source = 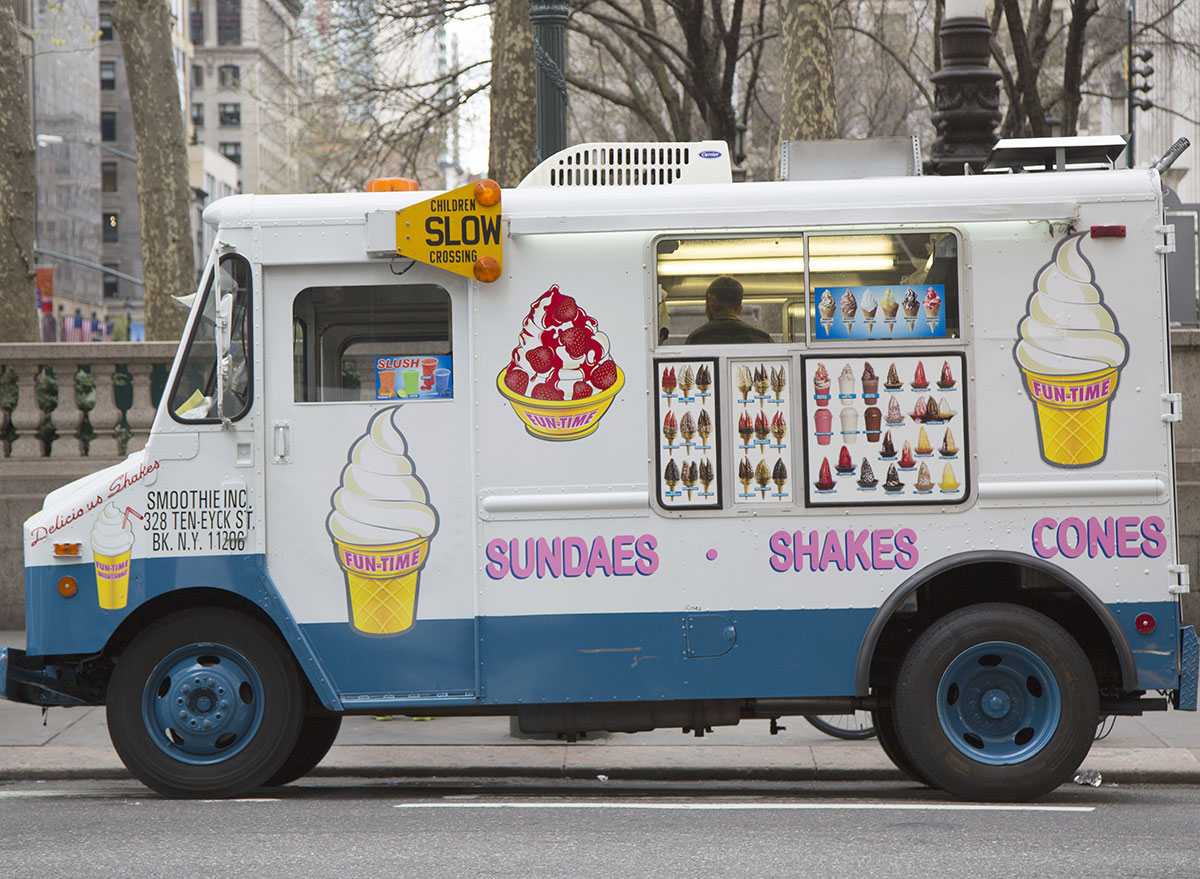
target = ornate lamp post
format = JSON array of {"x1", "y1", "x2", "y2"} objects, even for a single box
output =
[
  {"x1": 928, "y1": 0, "x2": 1001, "y2": 175},
  {"x1": 529, "y1": 0, "x2": 568, "y2": 162}
]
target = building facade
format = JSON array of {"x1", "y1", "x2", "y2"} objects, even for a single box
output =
[{"x1": 188, "y1": 0, "x2": 308, "y2": 193}]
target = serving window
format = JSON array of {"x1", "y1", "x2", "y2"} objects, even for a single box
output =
[
  {"x1": 292, "y1": 283, "x2": 451, "y2": 402},
  {"x1": 656, "y1": 236, "x2": 804, "y2": 345},
  {"x1": 655, "y1": 230, "x2": 961, "y2": 346},
  {"x1": 808, "y1": 232, "x2": 960, "y2": 342}
]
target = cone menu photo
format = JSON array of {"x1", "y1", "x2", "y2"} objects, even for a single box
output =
[{"x1": 1013, "y1": 232, "x2": 1129, "y2": 468}]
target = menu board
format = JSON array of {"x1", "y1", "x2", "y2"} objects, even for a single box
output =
[
  {"x1": 813, "y1": 285, "x2": 946, "y2": 340},
  {"x1": 654, "y1": 358, "x2": 721, "y2": 509},
  {"x1": 801, "y1": 354, "x2": 967, "y2": 506},
  {"x1": 729, "y1": 358, "x2": 793, "y2": 505}
]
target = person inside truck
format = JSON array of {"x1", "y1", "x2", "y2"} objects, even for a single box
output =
[{"x1": 684, "y1": 275, "x2": 773, "y2": 345}]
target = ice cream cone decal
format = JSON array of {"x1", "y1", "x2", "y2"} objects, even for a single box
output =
[
  {"x1": 1013, "y1": 233, "x2": 1128, "y2": 468},
  {"x1": 92, "y1": 503, "x2": 138, "y2": 610},
  {"x1": 328, "y1": 407, "x2": 439, "y2": 635}
]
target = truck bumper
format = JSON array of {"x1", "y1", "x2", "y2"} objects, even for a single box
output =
[{"x1": 0, "y1": 647, "x2": 102, "y2": 707}]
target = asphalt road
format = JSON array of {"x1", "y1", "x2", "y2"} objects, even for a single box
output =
[{"x1": 1, "y1": 777, "x2": 1195, "y2": 878}]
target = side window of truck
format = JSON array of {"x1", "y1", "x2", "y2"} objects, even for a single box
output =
[
  {"x1": 168, "y1": 254, "x2": 253, "y2": 423},
  {"x1": 807, "y1": 231, "x2": 960, "y2": 342},
  {"x1": 291, "y1": 283, "x2": 452, "y2": 403},
  {"x1": 655, "y1": 231, "x2": 961, "y2": 345},
  {"x1": 656, "y1": 236, "x2": 803, "y2": 345}
]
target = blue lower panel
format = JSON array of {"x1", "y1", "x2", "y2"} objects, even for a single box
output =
[
  {"x1": 26, "y1": 554, "x2": 271, "y2": 657},
  {"x1": 1109, "y1": 601, "x2": 1179, "y2": 690},
  {"x1": 23, "y1": 551, "x2": 1181, "y2": 705},
  {"x1": 302, "y1": 621, "x2": 477, "y2": 698},
  {"x1": 477, "y1": 609, "x2": 876, "y2": 704}
]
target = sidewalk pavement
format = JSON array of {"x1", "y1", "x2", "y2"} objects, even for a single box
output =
[{"x1": 4, "y1": 631, "x2": 1200, "y2": 786}]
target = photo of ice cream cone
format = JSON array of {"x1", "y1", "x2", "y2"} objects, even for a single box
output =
[
  {"x1": 92, "y1": 503, "x2": 137, "y2": 610},
  {"x1": 1013, "y1": 233, "x2": 1128, "y2": 468},
  {"x1": 328, "y1": 407, "x2": 439, "y2": 635},
  {"x1": 818, "y1": 289, "x2": 836, "y2": 334}
]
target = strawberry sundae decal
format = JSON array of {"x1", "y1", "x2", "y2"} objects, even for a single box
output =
[{"x1": 497, "y1": 285, "x2": 625, "y2": 440}]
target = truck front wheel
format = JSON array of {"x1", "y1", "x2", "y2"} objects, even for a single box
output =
[
  {"x1": 107, "y1": 608, "x2": 304, "y2": 798},
  {"x1": 894, "y1": 603, "x2": 1098, "y2": 801}
]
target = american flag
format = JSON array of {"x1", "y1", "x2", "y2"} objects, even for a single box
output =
[
  {"x1": 61, "y1": 315, "x2": 88, "y2": 342},
  {"x1": 97, "y1": 320, "x2": 114, "y2": 342}
]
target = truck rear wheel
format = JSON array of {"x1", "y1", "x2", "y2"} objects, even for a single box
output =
[
  {"x1": 893, "y1": 603, "x2": 1097, "y2": 802},
  {"x1": 107, "y1": 608, "x2": 304, "y2": 798}
]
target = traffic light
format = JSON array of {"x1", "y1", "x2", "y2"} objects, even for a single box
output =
[{"x1": 1131, "y1": 48, "x2": 1154, "y2": 112}]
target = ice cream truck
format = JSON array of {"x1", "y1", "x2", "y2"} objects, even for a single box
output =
[{"x1": 3, "y1": 135, "x2": 1196, "y2": 802}]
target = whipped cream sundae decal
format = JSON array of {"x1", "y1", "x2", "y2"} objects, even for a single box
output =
[
  {"x1": 498, "y1": 284, "x2": 624, "y2": 440},
  {"x1": 327, "y1": 407, "x2": 440, "y2": 635},
  {"x1": 1014, "y1": 232, "x2": 1129, "y2": 468}
]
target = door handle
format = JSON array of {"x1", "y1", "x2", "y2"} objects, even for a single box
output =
[{"x1": 272, "y1": 420, "x2": 292, "y2": 463}]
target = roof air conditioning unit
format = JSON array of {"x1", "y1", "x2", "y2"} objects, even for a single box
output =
[{"x1": 518, "y1": 141, "x2": 732, "y2": 188}]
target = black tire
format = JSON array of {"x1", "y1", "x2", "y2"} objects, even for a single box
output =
[
  {"x1": 803, "y1": 712, "x2": 877, "y2": 740},
  {"x1": 871, "y1": 704, "x2": 931, "y2": 786},
  {"x1": 264, "y1": 713, "x2": 343, "y2": 786},
  {"x1": 107, "y1": 608, "x2": 304, "y2": 799},
  {"x1": 894, "y1": 603, "x2": 1098, "y2": 802}
]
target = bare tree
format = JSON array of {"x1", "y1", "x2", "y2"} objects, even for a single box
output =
[
  {"x1": 112, "y1": 0, "x2": 197, "y2": 341},
  {"x1": 0, "y1": 6, "x2": 37, "y2": 342},
  {"x1": 489, "y1": 0, "x2": 538, "y2": 185},
  {"x1": 779, "y1": 0, "x2": 837, "y2": 140}
]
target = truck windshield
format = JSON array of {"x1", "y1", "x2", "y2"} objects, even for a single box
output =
[{"x1": 168, "y1": 253, "x2": 253, "y2": 423}]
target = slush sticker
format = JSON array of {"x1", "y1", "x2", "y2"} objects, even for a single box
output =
[
  {"x1": 1013, "y1": 233, "x2": 1129, "y2": 468},
  {"x1": 376, "y1": 356, "x2": 452, "y2": 400},
  {"x1": 497, "y1": 284, "x2": 623, "y2": 441},
  {"x1": 92, "y1": 503, "x2": 140, "y2": 610},
  {"x1": 326, "y1": 407, "x2": 439, "y2": 635}
]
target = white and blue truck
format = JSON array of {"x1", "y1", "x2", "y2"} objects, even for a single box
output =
[{"x1": 3, "y1": 136, "x2": 1195, "y2": 801}]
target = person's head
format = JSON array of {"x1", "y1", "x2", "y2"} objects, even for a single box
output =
[{"x1": 705, "y1": 275, "x2": 744, "y2": 319}]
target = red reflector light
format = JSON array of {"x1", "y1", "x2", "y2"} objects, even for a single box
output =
[
  {"x1": 1090, "y1": 225, "x2": 1126, "y2": 238},
  {"x1": 1134, "y1": 613, "x2": 1156, "y2": 634}
]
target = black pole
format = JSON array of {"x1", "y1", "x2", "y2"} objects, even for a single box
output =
[
  {"x1": 927, "y1": 13, "x2": 1001, "y2": 175},
  {"x1": 1126, "y1": 0, "x2": 1135, "y2": 167},
  {"x1": 529, "y1": 0, "x2": 567, "y2": 162}
]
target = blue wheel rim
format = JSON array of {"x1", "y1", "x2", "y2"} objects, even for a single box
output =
[
  {"x1": 141, "y1": 643, "x2": 265, "y2": 765},
  {"x1": 936, "y1": 640, "x2": 1061, "y2": 765}
]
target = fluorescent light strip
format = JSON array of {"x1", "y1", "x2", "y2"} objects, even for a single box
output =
[{"x1": 657, "y1": 256, "x2": 896, "y2": 277}]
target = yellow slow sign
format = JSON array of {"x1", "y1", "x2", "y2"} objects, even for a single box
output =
[{"x1": 395, "y1": 180, "x2": 502, "y2": 282}]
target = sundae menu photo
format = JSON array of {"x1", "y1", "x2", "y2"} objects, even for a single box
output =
[
  {"x1": 655, "y1": 358, "x2": 721, "y2": 509},
  {"x1": 802, "y1": 354, "x2": 968, "y2": 507},
  {"x1": 729, "y1": 358, "x2": 792, "y2": 506}
]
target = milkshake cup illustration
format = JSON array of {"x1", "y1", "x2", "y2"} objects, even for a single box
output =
[
  {"x1": 92, "y1": 503, "x2": 136, "y2": 610},
  {"x1": 327, "y1": 407, "x2": 439, "y2": 634},
  {"x1": 1013, "y1": 232, "x2": 1128, "y2": 467}
]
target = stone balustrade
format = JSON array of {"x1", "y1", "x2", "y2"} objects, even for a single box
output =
[{"x1": 0, "y1": 342, "x2": 178, "y2": 460}]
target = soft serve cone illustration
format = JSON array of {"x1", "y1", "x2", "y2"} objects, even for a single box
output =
[
  {"x1": 327, "y1": 407, "x2": 439, "y2": 635},
  {"x1": 1014, "y1": 232, "x2": 1128, "y2": 467},
  {"x1": 92, "y1": 503, "x2": 136, "y2": 610}
]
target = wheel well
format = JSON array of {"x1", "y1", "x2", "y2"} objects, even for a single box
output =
[
  {"x1": 865, "y1": 559, "x2": 1131, "y2": 700},
  {"x1": 103, "y1": 588, "x2": 281, "y2": 662}
]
